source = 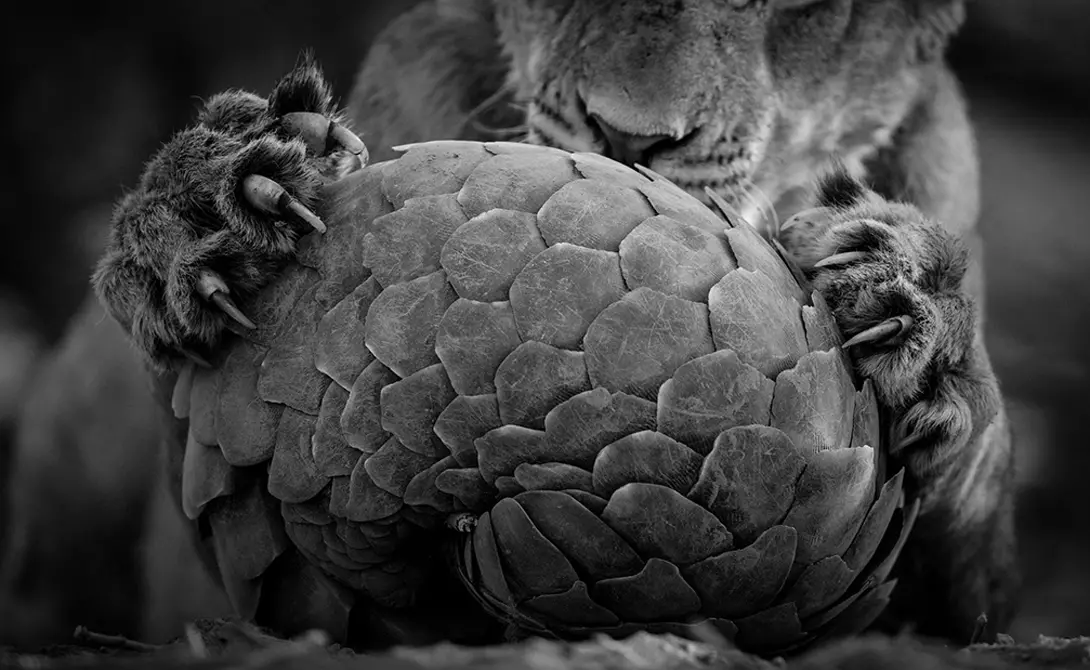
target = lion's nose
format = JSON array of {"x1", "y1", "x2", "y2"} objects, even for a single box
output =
[{"x1": 589, "y1": 115, "x2": 676, "y2": 167}]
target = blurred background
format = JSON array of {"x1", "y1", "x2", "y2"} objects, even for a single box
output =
[{"x1": 0, "y1": 0, "x2": 1088, "y2": 649}]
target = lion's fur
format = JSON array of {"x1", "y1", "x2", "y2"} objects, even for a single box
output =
[
  {"x1": 343, "y1": 1, "x2": 1015, "y2": 640},
  {"x1": 0, "y1": 0, "x2": 1016, "y2": 648},
  {"x1": 349, "y1": 1, "x2": 974, "y2": 230}
]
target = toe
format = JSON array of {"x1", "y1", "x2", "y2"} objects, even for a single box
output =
[
  {"x1": 780, "y1": 206, "x2": 835, "y2": 235},
  {"x1": 241, "y1": 174, "x2": 326, "y2": 234},
  {"x1": 813, "y1": 250, "x2": 869, "y2": 269},
  {"x1": 841, "y1": 315, "x2": 914, "y2": 349},
  {"x1": 839, "y1": 279, "x2": 940, "y2": 407},
  {"x1": 280, "y1": 112, "x2": 366, "y2": 158},
  {"x1": 826, "y1": 219, "x2": 898, "y2": 257},
  {"x1": 892, "y1": 387, "x2": 973, "y2": 476},
  {"x1": 198, "y1": 91, "x2": 269, "y2": 134},
  {"x1": 197, "y1": 270, "x2": 256, "y2": 331}
]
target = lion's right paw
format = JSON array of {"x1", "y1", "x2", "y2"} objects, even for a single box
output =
[
  {"x1": 93, "y1": 56, "x2": 366, "y2": 369},
  {"x1": 777, "y1": 168, "x2": 998, "y2": 485}
]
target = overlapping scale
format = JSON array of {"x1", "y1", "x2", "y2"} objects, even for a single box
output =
[
  {"x1": 707, "y1": 269, "x2": 808, "y2": 378},
  {"x1": 541, "y1": 390, "x2": 658, "y2": 470},
  {"x1": 256, "y1": 283, "x2": 330, "y2": 414},
  {"x1": 512, "y1": 462, "x2": 593, "y2": 492},
  {"x1": 536, "y1": 179, "x2": 654, "y2": 250},
  {"x1": 770, "y1": 350, "x2": 857, "y2": 455},
  {"x1": 363, "y1": 270, "x2": 456, "y2": 378},
  {"x1": 584, "y1": 287, "x2": 715, "y2": 399},
  {"x1": 314, "y1": 277, "x2": 380, "y2": 391},
  {"x1": 181, "y1": 433, "x2": 234, "y2": 520},
  {"x1": 495, "y1": 341, "x2": 590, "y2": 427},
  {"x1": 570, "y1": 151, "x2": 651, "y2": 190},
  {"x1": 687, "y1": 426, "x2": 806, "y2": 544},
  {"x1": 633, "y1": 172, "x2": 725, "y2": 235},
  {"x1": 593, "y1": 558, "x2": 702, "y2": 622},
  {"x1": 618, "y1": 215, "x2": 738, "y2": 302},
  {"x1": 297, "y1": 170, "x2": 374, "y2": 308},
  {"x1": 456, "y1": 151, "x2": 580, "y2": 218},
  {"x1": 215, "y1": 341, "x2": 282, "y2": 466},
  {"x1": 378, "y1": 363, "x2": 456, "y2": 457},
  {"x1": 362, "y1": 194, "x2": 468, "y2": 288},
  {"x1": 726, "y1": 223, "x2": 809, "y2": 306},
  {"x1": 312, "y1": 384, "x2": 357, "y2": 477},
  {"x1": 682, "y1": 525, "x2": 797, "y2": 619},
  {"x1": 656, "y1": 351, "x2": 774, "y2": 451},
  {"x1": 433, "y1": 394, "x2": 501, "y2": 467},
  {"x1": 379, "y1": 141, "x2": 490, "y2": 209},
  {"x1": 341, "y1": 360, "x2": 398, "y2": 454},
  {"x1": 440, "y1": 209, "x2": 546, "y2": 302},
  {"x1": 509, "y1": 243, "x2": 626, "y2": 349},
  {"x1": 365, "y1": 438, "x2": 438, "y2": 497},
  {"x1": 435, "y1": 299, "x2": 521, "y2": 396},
  {"x1": 591, "y1": 431, "x2": 703, "y2": 499},
  {"x1": 267, "y1": 408, "x2": 325, "y2": 504},
  {"x1": 168, "y1": 140, "x2": 913, "y2": 655},
  {"x1": 205, "y1": 473, "x2": 291, "y2": 618},
  {"x1": 601, "y1": 483, "x2": 734, "y2": 564},
  {"x1": 188, "y1": 365, "x2": 219, "y2": 446}
]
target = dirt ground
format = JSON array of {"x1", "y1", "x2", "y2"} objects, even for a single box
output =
[{"x1": 1, "y1": 0, "x2": 1088, "y2": 648}]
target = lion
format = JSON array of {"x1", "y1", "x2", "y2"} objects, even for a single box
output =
[{"x1": 0, "y1": 0, "x2": 1017, "y2": 648}]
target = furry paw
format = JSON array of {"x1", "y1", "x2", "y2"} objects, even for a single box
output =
[
  {"x1": 93, "y1": 56, "x2": 366, "y2": 369},
  {"x1": 779, "y1": 169, "x2": 994, "y2": 480}
]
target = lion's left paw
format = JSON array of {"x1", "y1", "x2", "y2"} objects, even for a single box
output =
[
  {"x1": 779, "y1": 169, "x2": 985, "y2": 474},
  {"x1": 92, "y1": 56, "x2": 366, "y2": 370}
]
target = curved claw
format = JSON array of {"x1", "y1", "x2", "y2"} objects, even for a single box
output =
[
  {"x1": 242, "y1": 174, "x2": 326, "y2": 233},
  {"x1": 196, "y1": 270, "x2": 229, "y2": 301},
  {"x1": 181, "y1": 350, "x2": 213, "y2": 369},
  {"x1": 280, "y1": 112, "x2": 366, "y2": 157},
  {"x1": 210, "y1": 292, "x2": 257, "y2": 330},
  {"x1": 281, "y1": 197, "x2": 327, "y2": 234},
  {"x1": 329, "y1": 123, "x2": 367, "y2": 159},
  {"x1": 197, "y1": 270, "x2": 257, "y2": 330},
  {"x1": 814, "y1": 250, "x2": 868, "y2": 269},
  {"x1": 342, "y1": 152, "x2": 364, "y2": 174},
  {"x1": 896, "y1": 430, "x2": 926, "y2": 452},
  {"x1": 842, "y1": 315, "x2": 914, "y2": 349}
]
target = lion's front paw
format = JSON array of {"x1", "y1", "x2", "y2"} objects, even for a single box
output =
[
  {"x1": 779, "y1": 169, "x2": 988, "y2": 478},
  {"x1": 93, "y1": 56, "x2": 366, "y2": 369}
]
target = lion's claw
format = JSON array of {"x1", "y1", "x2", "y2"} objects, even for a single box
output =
[
  {"x1": 841, "y1": 315, "x2": 914, "y2": 349},
  {"x1": 895, "y1": 429, "x2": 927, "y2": 452},
  {"x1": 209, "y1": 293, "x2": 257, "y2": 331},
  {"x1": 181, "y1": 350, "x2": 214, "y2": 369},
  {"x1": 241, "y1": 174, "x2": 327, "y2": 233},
  {"x1": 197, "y1": 271, "x2": 256, "y2": 331},
  {"x1": 813, "y1": 250, "x2": 869, "y2": 269},
  {"x1": 281, "y1": 112, "x2": 367, "y2": 157}
]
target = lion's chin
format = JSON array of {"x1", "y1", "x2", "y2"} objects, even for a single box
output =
[
  {"x1": 525, "y1": 126, "x2": 780, "y2": 233},
  {"x1": 646, "y1": 162, "x2": 771, "y2": 226}
]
